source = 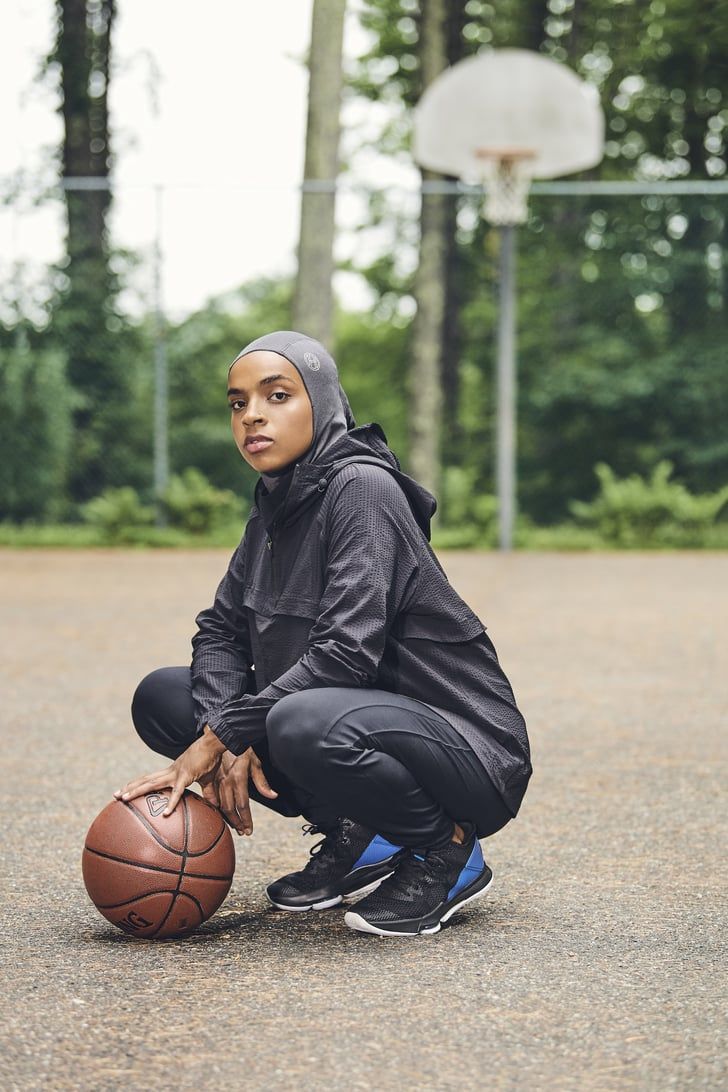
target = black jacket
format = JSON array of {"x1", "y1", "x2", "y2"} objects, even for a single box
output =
[{"x1": 190, "y1": 424, "x2": 532, "y2": 817}]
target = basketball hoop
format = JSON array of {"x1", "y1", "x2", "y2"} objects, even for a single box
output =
[
  {"x1": 474, "y1": 148, "x2": 536, "y2": 226},
  {"x1": 412, "y1": 48, "x2": 605, "y2": 551}
]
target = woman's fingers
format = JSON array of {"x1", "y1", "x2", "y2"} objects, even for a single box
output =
[
  {"x1": 114, "y1": 767, "x2": 174, "y2": 801},
  {"x1": 233, "y1": 784, "x2": 253, "y2": 836},
  {"x1": 163, "y1": 778, "x2": 188, "y2": 817},
  {"x1": 250, "y1": 755, "x2": 278, "y2": 799},
  {"x1": 219, "y1": 780, "x2": 245, "y2": 835},
  {"x1": 219, "y1": 763, "x2": 254, "y2": 836},
  {"x1": 198, "y1": 770, "x2": 220, "y2": 809},
  {"x1": 233, "y1": 757, "x2": 254, "y2": 835}
]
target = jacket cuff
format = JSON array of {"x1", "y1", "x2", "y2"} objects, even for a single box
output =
[{"x1": 201, "y1": 715, "x2": 244, "y2": 755}]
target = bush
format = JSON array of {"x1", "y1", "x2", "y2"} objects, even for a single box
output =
[
  {"x1": 81, "y1": 487, "x2": 154, "y2": 543},
  {"x1": 436, "y1": 466, "x2": 499, "y2": 548},
  {"x1": 0, "y1": 339, "x2": 74, "y2": 522},
  {"x1": 163, "y1": 468, "x2": 242, "y2": 533},
  {"x1": 569, "y1": 461, "x2": 728, "y2": 548}
]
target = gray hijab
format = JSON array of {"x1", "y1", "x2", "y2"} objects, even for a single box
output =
[{"x1": 228, "y1": 330, "x2": 356, "y2": 493}]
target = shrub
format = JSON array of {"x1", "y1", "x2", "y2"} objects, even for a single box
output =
[
  {"x1": 163, "y1": 468, "x2": 242, "y2": 533},
  {"x1": 81, "y1": 487, "x2": 155, "y2": 544},
  {"x1": 437, "y1": 466, "x2": 499, "y2": 548},
  {"x1": 569, "y1": 461, "x2": 728, "y2": 548}
]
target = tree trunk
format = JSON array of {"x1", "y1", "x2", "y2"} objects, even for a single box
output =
[
  {"x1": 57, "y1": 0, "x2": 114, "y2": 266},
  {"x1": 408, "y1": 0, "x2": 449, "y2": 500},
  {"x1": 54, "y1": 0, "x2": 127, "y2": 502},
  {"x1": 441, "y1": 2, "x2": 468, "y2": 426},
  {"x1": 293, "y1": 0, "x2": 346, "y2": 346}
]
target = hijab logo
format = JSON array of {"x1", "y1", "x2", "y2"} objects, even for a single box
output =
[{"x1": 303, "y1": 351, "x2": 321, "y2": 371}]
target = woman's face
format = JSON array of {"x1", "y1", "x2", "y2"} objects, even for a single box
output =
[{"x1": 228, "y1": 350, "x2": 314, "y2": 472}]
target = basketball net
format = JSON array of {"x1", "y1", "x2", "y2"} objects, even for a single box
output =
[{"x1": 474, "y1": 148, "x2": 536, "y2": 226}]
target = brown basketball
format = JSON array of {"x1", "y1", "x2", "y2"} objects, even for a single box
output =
[{"x1": 82, "y1": 788, "x2": 235, "y2": 939}]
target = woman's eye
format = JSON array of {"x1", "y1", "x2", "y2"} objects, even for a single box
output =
[{"x1": 229, "y1": 391, "x2": 289, "y2": 412}]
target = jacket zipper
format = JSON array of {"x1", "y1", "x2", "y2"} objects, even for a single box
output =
[
  {"x1": 264, "y1": 464, "x2": 300, "y2": 597},
  {"x1": 267, "y1": 527, "x2": 279, "y2": 597}
]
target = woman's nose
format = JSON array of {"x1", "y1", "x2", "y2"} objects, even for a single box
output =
[{"x1": 242, "y1": 405, "x2": 264, "y2": 424}]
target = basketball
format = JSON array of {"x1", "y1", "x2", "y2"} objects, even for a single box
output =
[{"x1": 82, "y1": 788, "x2": 235, "y2": 939}]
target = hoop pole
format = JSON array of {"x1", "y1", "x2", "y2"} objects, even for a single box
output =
[{"x1": 496, "y1": 224, "x2": 517, "y2": 551}]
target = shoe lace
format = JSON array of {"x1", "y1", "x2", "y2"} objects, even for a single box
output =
[
  {"x1": 380, "y1": 849, "x2": 451, "y2": 900},
  {"x1": 300, "y1": 820, "x2": 352, "y2": 876}
]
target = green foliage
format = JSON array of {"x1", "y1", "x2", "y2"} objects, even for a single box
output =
[
  {"x1": 513, "y1": 522, "x2": 609, "y2": 552},
  {"x1": 333, "y1": 307, "x2": 412, "y2": 453},
  {"x1": 75, "y1": 470, "x2": 244, "y2": 544},
  {"x1": 81, "y1": 486, "x2": 154, "y2": 543},
  {"x1": 434, "y1": 466, "x2": 499, "y2": 548},
  {"x1": 0, "y1": 330, "x2": 74, "y2": 522},
  {"x1": 163, "y1": 468, "x2": 242, "y2": 533},
  {"x1": 0, "y1": 522, "x2": 243, "y2": 549},
  {"x1": 569, "y1": 461, "x2": 728, "y2": 547},
  {"x1": 349, "y1": 1, "x2": 728, "y2": 526},
  {"x1": 0, "y1": 522, "x2": 104, "y2": 547}
]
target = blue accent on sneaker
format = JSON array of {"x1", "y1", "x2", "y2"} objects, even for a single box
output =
[
  {"x1": 446, "y1": 838, "x2": 485, "y2": 901},
  {"x1": 351, "y1": 833, "x2": 404, "y2": 871}
]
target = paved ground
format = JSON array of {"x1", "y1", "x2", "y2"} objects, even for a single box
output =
[{"x1": 1, "y1": 549, "x2": 726, "y2": 1091}]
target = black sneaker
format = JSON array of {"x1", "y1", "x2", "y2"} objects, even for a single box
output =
[
  {"x1": 343, "y1": 821, "x2": 493, "y2": 936},
  {"x1": 265, "y1": 818, "x2": 408, "y2": 912}
]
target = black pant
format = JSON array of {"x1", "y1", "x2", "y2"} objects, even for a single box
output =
[{"x1": 131, "y1": 667, "x2": 512, "y2": 850}]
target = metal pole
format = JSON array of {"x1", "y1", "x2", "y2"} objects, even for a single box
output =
[
  {"x1": 153, "y1": 183, "x2": 169, "y2": 525},
  {"x1": 496, "y1": 224, "x2": 517, "y2": 551}
]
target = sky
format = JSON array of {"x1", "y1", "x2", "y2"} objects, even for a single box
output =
[{"x1": 1, "y1": 0, "x2": 419, "y2": 321}]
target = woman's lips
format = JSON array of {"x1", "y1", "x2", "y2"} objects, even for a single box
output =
[{"x1": 245, "y1": 439, "x2": 274, "y2": 454}]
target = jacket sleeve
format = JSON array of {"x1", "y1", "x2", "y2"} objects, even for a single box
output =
[
  {"x1": 204, "y1": 471, "x2": 421, "y2": 754},
  {"x1": 190, "y1": 537, "x2": 254, "y2": 736}
]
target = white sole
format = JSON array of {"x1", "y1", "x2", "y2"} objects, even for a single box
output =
[
  {"x1": 266, "y1": 870, "x2": 395, "y2": 913},
  {"x1": 267, "y1": 893, "x2": 343, "y2": 912},
  {"x1": 343, "y1": 874, "x2": 494, "y2": 937}
]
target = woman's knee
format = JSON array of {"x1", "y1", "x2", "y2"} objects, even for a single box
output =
[
  {"x1": 130, "y1": 666, "x2": 190, "y2": 748},
  {"x1": 266, "y1": 689, "x2": 331, "y2": 770}
]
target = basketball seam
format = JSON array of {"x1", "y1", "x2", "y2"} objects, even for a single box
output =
[
  {"x1": 97, "y1": 888, "x2": 176, "y2": 909},
  {"x1": 174, "y1": 890, "x2": 206, "y2": 920},
  {"x1": 148, "y1": 792, "x2": 190, "y2": 939},
  {"x1": 83, "y1": 845, "x2": 231, "y2": 881},
  {"x1": 123, "y1": 792, "x2": 226, "y2": 858},
  {"x1": 124, "y1": 797, "x2": 184, "y2": 856},
  {"x1": 187, "y1": 823, "x2": 226, "y2": 857},
  {"x1": 98, "y1": 890, "x2": 207, "y2": 918}
]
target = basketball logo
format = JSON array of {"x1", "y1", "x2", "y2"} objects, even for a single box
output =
[
  {"x1": 146, "y1": 792, "x2": 168, "y2": 817},
  {"x1": 303, "y1": 351, "x2": 321, "y2": 370}
]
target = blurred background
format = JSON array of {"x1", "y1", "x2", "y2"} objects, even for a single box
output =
[{"x1": 1, "y1": 0, "x2": 727, "y2": 550}]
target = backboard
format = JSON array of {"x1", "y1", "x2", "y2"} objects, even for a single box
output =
[{"x1": 413, "y1": 48, "x2": 604, "y2": 187}]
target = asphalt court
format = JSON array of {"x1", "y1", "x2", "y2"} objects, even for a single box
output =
[{"x1": 1, "y1": 549, "x2": 725, "y2": 1090}]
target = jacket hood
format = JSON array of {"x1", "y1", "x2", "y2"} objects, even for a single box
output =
[{"x1": 254, "y1": 422, "x2": 438, "y2": 541}]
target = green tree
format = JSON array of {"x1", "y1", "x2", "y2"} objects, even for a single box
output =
[
  {"x1": 409, "y1": 0, "x2": 449, "y2": 505},
  {"x1": 0, "y1": 326, "x2": 74, "y2": 522},
  {"x1": 348, "y1": 0, "x2": 728, "y2": 524},
  {"x1": 49, "y1": 0, "x2": 148, "y2": 504}
]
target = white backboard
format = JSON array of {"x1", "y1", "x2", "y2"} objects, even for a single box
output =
[{"x1": 413, "y1": 48, "x2": 604, "y2": 182}]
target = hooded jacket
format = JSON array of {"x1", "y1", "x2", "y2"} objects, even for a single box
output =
[{"x1": 190, "y1": 332, "x2": 532, "y2": 818}]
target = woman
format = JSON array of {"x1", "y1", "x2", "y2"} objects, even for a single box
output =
[{"x1": 116, "y1": 330, "x2": 533, "y2": 937}]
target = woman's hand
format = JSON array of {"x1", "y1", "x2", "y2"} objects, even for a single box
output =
[
  {"x1": 199, "y1": 747, "x2": 278, "y2": 836},
  {"x1": 114, "y1": 726, "x2": 227, "y2": 817}
]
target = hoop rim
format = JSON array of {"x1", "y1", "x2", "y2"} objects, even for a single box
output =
[{"x1": 474, "y1": 147, "x2": 538, "y2": 163}]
